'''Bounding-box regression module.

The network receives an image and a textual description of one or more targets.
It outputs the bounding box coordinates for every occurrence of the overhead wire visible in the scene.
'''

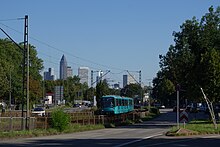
[0,21,145,85]
[0,18,24,21]
[0,22,125,71]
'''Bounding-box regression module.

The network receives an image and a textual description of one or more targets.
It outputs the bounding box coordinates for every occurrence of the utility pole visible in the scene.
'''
[0,16,29,130]
[90,70,110,104]
[9,70,12,116]
[139,71,142,103]
[91,70,93,88]
[126,70,142,102]
[91,70,110,87]
[139,70,141,85]
[176,84,180,129]
[22,15,29,129]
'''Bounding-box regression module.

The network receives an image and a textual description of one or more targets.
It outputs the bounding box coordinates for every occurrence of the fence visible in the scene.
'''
[0,110,144,132]
[0,113,105,132]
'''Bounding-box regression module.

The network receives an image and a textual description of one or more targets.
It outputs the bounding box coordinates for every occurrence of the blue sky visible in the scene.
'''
[0,0,219,87]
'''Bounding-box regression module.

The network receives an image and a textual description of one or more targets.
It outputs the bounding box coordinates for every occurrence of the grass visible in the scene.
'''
[167,120,220,136]
[185,120,220,134]
[141,112,160,121]
[0,124,105,140]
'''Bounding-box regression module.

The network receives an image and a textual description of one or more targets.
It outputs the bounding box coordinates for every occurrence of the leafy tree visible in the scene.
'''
[153,6,220,104]
[120,83,142,98]
[84,87,95,101]
[96,79,110,108]
[0,38,23,104]
[0,38,43,107]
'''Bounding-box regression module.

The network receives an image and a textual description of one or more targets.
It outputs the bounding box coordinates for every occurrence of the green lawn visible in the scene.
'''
[0,124,105,140]
[167,120,220,136]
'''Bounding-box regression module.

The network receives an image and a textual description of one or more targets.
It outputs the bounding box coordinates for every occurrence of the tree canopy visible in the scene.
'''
[153,6,220,105]
[0,38,43,107]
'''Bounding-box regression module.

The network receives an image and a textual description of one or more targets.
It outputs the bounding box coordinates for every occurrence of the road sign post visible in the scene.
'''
[176,84,180,129]
[180,110,188,123]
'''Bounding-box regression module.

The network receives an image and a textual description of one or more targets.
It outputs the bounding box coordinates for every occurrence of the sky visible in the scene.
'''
[0,0,219,87]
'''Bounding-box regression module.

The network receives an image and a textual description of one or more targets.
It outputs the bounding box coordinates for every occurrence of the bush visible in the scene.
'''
[150,107,160,115]
[51,108,71,132]
[65,102,72,107]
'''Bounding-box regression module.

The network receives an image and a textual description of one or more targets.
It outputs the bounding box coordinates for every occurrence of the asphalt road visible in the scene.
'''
[125,134,220,147]
[1,109,218,147]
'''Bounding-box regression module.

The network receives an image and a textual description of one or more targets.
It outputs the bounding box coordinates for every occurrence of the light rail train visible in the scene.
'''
[100,95,134,115]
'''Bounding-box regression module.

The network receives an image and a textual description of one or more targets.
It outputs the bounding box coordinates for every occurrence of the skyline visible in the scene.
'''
[0,0,219,86]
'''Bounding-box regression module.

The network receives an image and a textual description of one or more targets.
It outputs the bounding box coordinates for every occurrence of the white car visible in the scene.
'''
[32,107,45,116]
[161,105,165,109]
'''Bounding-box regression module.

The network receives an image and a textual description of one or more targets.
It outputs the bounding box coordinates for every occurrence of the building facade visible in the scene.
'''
[44,68,56,80]
[123,74,136,87]
[60,55,67,80]
[67,66,73,78]
[78,67,89,86]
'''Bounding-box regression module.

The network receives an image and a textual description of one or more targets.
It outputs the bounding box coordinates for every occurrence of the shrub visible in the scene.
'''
[150,107,160,115]
[65,102,72,107]
[51,108,71,132]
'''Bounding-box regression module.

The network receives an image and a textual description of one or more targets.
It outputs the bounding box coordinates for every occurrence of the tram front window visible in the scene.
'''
[101,97,114,108]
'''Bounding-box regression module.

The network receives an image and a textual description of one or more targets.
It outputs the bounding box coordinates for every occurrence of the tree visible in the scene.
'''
[96,79,110,108]
[0,38,43,107]
[154,6,220,104]
[121,83,142,98]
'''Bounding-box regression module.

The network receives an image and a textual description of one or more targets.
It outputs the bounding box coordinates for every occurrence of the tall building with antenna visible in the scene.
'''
[60,54,67,80]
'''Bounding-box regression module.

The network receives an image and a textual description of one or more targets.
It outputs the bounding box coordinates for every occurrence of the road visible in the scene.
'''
[1,109,219,147]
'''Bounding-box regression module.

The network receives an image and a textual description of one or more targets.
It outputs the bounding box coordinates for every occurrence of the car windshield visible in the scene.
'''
[101,97,114,108]
[34,107,44,111]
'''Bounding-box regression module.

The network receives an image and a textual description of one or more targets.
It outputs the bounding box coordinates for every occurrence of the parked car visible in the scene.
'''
[31,107,45,116]
[160,105,165,109]
[185,106,197,113]
[198,105,207,112]
[214,104,220,113]
[73,103,81,108]
[185,106,191,112]
[0,102,7,108]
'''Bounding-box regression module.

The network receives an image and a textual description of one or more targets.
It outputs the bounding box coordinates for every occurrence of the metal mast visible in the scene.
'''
[22,15,29,129]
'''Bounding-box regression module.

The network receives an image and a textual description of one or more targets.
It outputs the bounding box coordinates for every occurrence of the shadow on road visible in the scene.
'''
[1,135,220,147]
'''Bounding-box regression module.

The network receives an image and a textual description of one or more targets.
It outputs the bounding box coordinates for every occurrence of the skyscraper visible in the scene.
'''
[44,68,56,80]
[67,66,73,78]
[123,74,136,87]
[60,55,67,80]
[78,67,89,86]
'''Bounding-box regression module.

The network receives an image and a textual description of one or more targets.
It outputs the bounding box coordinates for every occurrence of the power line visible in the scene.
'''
[38,50,105,73]
[0,18,24,21]
[0,22,125,71]
[0,22,144,85]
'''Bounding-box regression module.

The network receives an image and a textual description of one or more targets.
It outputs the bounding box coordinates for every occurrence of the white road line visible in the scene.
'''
[142,138,195,147]
[113,133,163,147]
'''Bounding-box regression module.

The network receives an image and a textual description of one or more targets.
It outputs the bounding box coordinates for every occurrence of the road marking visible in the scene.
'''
[113,132,163,147]
[142,138,195,147]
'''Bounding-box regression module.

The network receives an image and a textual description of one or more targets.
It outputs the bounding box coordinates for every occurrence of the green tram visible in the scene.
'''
[100,95,134,115]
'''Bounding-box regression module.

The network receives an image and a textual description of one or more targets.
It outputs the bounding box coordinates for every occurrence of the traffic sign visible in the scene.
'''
[180,110,188,123]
